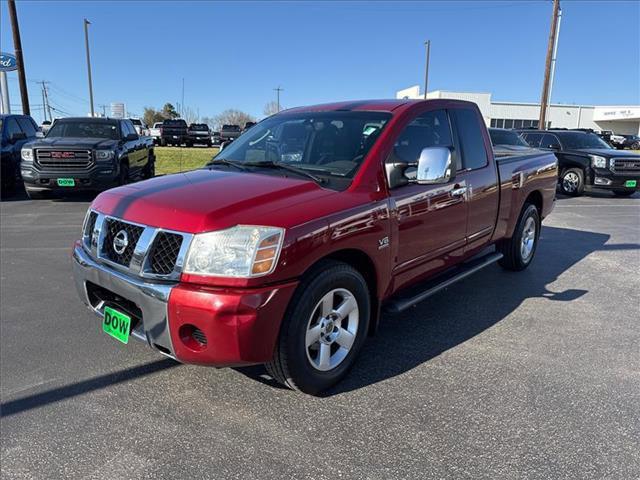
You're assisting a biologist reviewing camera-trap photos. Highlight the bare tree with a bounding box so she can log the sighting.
[213,109,256,130]
[263,101,279,117]
[183,106,199,125]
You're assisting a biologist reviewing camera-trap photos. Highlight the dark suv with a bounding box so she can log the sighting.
[519,129,640,197]
[1,114,40,196]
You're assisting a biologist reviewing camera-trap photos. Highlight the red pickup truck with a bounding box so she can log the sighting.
[72,99,557,394]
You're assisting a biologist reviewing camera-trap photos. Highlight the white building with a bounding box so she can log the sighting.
[396,86,640,135]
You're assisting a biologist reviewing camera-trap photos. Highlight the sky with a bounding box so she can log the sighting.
[1,0,639,124]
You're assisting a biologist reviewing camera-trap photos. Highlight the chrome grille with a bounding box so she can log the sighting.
[148,232,183,275]
[84,211,192,280]
[611,158,640,174]
[35,149,93,170]
[102,219,144,267]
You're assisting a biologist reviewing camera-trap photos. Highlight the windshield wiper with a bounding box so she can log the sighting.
[244,161,325,184]
[207,158,249,171]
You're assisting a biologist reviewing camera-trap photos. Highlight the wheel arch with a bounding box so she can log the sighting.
[525,189,543,215]
[302,248,380,336]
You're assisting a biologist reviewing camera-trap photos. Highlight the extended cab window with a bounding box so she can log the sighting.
[5,118,22,138]
[451,108,488,170]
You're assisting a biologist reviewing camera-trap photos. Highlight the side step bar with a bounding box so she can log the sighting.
[384,252,503,314]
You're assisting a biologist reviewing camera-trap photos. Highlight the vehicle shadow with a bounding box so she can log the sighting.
[0,189,97,203]
[239,225,638,395]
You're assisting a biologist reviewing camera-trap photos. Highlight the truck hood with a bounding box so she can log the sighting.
[92,168,337,233]
[25,137,119,150]
[571,148,640,159]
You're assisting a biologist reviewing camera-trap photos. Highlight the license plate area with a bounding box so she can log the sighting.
[57,178,75,187]
[103,306,131,343]
[624,180,637,188]
[86,282,142,341]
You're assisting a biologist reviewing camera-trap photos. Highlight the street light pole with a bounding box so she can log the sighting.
[8,0,29,115]
[84,19,95,117]
[423,40,431,99]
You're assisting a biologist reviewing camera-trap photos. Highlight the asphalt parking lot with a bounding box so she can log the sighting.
[1,189,638,479]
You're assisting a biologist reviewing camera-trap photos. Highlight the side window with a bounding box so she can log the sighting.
[541,134,561,150]
[392,109,453,164]
[17,117,37,137]
[5,118,23,138]
[120,121,129,139]
[525,133,542,148]
[451,108,488,170]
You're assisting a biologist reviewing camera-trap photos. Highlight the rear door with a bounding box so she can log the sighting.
[449,107,500,251]
[388,108,468,287]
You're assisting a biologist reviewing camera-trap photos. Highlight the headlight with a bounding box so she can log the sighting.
[184,225,284,278]
[95,150,115,161]
[590,155,607,169]
[21,148,33,161]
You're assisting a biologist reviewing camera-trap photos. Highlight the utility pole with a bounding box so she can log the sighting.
[423,40,431,99]
[84,19,95,117]
[38,81,52,122]
[8,0,29,115]
[539,0,560,130]
[545,6,562,128]
[274,86,283,112]
[181,78,185,118]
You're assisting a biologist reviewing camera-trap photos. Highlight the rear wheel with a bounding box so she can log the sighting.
[498,203,540,271]
[265,261,370,394]
[560,168,585,196]
[612,190,635,197]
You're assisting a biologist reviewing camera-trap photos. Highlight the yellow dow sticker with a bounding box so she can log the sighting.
[102,306,131,344]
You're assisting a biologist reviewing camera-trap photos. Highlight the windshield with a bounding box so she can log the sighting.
[46,121,120,140]
[190,124,209,131]
[164,120,186,126]
[558,132,613,150]
[214,111,391,180]
[489,129,529,147]
[222,125,240,132]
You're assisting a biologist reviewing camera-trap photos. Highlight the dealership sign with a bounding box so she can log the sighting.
[0,52,18,72]
[593,106,640,122]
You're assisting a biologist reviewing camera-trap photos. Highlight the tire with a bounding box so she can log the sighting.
[118,162,130,186]
[265,260,371,394]
[25,188,51,200]
[186,141,193,148]
[160,138,166,147]
[631,141,640,150]
[497,203,541,271]
[612,190,635,197]
[143,156,156,179]
[559,167,585,196]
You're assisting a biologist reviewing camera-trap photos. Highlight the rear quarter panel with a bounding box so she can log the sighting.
[493,151,558,240]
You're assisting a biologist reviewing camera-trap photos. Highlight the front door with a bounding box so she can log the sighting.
[388,108,468,289]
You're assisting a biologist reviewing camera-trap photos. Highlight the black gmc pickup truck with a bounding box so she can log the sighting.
[20,117,155,199]
[160,119,188,146]
[519,129,640,197]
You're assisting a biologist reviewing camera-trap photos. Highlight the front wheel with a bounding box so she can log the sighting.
[265,261,370,394]
[118,162,130,186]
[498,203,541,271]
[559,168,585,196]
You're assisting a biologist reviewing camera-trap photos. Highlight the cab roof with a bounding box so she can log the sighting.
[282,98,476,114]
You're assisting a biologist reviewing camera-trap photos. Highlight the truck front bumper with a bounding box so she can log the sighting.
[22,166,120,192]
[588,169,639,191]
[72,243,298,366]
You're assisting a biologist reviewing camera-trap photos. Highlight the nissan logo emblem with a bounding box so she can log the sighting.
[113,230,129,255]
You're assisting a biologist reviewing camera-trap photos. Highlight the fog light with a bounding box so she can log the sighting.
[594,177,612,186]
[179,324,207,351]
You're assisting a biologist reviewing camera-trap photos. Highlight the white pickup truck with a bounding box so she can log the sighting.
[149,122,162,145]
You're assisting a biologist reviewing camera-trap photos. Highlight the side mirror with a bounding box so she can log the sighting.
[416,147,453,184]
[549,144,561,151]
[124,133,138,141]
[9,132,27,143]
[36,131,45,138]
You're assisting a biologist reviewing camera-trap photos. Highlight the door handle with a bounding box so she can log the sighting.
[451,186,467,197]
